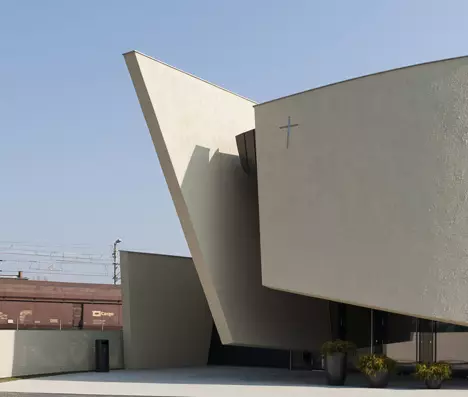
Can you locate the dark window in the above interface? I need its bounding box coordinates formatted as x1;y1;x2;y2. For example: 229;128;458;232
437;321;468;332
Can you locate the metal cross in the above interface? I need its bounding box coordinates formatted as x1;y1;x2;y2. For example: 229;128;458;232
279;116;299;148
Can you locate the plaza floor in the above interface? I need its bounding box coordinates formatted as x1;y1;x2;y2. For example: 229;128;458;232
0;366;468;396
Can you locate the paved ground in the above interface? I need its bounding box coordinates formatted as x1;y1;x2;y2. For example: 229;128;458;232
0;366;467;396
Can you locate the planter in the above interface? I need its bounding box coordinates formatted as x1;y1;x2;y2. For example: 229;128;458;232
425;379;443;389
366;370;390;388
325;352;347;386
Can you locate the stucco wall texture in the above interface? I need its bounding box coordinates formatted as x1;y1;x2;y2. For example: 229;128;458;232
255;56;468;326
124;51;330;351
120;251;212;369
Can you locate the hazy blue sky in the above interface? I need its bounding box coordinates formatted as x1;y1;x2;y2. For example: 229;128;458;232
1;1;468;278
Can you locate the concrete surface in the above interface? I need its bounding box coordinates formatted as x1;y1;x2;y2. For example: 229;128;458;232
120;251;212;369
0;330;123;378
0;366;468;396
255;56;468;326
124;50;330;351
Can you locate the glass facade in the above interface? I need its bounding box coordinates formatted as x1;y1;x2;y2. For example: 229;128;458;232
331;302;468;365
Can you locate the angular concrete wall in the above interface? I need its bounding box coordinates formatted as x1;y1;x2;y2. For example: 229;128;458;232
255;56;468;326
124;51;330;351
121;251;212;369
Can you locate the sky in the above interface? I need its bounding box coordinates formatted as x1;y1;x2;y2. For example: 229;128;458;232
1;0;468;281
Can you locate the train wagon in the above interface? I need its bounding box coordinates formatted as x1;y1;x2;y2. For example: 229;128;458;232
0;279;122;330
82;303;122;330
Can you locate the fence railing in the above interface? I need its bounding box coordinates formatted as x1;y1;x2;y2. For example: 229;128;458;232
0;319;121;331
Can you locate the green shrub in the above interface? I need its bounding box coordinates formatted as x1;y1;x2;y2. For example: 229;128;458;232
321;340;356;355
416;362;451;381
358;354;396;376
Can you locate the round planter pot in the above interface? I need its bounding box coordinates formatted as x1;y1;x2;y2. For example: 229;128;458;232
325;353;347;386
425;379;443;389
366;370;390;388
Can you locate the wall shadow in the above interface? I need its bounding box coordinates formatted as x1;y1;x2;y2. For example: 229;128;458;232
179;144;331;352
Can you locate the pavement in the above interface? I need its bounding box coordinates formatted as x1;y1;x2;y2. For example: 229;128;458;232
0;366;468;396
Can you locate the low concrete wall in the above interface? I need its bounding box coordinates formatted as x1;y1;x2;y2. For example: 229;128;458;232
357;332;468;364
0;330;123;378
384;333;418;363
437;333;468;363
384;332;468;363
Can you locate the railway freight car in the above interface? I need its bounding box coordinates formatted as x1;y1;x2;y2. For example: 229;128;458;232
0;279;122;330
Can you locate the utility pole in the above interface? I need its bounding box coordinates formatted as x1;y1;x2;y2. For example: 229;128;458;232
112;238;122;285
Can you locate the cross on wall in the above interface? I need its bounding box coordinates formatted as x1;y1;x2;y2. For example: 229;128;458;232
279;116;299;148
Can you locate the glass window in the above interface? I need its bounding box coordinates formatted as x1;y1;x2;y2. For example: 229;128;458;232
436;321;468;332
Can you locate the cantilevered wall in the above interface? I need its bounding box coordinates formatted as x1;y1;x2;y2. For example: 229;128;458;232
255;56;468;326
124;51;330;351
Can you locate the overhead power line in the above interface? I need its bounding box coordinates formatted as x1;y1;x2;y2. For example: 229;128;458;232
0;239;117;282
0;251;110;264
0;240;112;250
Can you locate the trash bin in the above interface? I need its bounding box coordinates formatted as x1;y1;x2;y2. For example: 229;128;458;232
95;339;109;372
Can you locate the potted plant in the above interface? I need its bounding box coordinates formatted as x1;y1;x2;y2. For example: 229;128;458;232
321;340;356;386
358;354;396;388
415;362;451;389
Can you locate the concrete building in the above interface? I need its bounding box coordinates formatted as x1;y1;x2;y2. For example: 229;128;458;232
122;51;468;369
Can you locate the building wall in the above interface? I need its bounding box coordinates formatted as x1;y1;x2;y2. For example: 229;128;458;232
255;56;468;326
0;330;123;378
124;51;331;351
120;251;212;369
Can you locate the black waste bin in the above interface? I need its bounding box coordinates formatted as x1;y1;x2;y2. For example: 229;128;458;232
95;339;110;372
